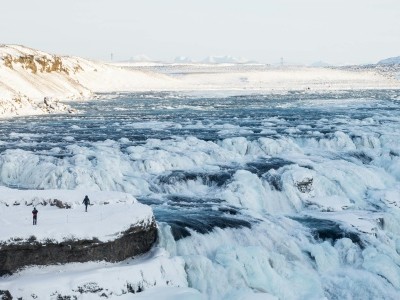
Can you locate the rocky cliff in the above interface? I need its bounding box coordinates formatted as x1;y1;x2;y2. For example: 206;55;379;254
0;218;157;276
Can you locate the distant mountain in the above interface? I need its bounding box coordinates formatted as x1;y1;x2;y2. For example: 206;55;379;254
128;54;153;62
201;55;256;64
377;56;400;65
174;56;195;63
310;61;331;67
173;55;257;64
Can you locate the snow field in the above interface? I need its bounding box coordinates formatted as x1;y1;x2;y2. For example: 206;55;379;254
0;188;153;243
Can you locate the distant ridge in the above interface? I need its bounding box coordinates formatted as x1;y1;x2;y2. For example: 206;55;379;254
174;56;195;63
377;56;400;65
173;55;257;64
310;61;331;67
127;54;153;62
202;55;256;64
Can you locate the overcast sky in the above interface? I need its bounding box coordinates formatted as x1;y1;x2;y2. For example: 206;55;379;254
1;0;399;64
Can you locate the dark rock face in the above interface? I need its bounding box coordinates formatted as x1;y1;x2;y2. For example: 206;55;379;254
50;199;71;209
295;177;313;193
0;219;157;276
0;290;12;300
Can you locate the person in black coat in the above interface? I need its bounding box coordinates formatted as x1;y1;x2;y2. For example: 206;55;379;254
32;207;38;225
82;195;90;212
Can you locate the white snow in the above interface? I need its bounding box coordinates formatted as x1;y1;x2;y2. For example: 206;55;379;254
201;55;254;64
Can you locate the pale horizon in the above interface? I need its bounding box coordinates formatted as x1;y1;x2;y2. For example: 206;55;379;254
1;0;399;65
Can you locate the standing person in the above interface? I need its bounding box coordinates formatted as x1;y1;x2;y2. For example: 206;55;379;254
32;207;38;225
82;195;90;212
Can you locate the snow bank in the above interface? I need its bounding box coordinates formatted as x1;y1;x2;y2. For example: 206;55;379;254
0;248;193;300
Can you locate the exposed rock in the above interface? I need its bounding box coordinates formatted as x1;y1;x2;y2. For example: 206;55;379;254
3;55;13;69
74;282;103;294
295;177;313;193
4;53;71;75
38;97;77;114
53;295;77;300
0;219;157;276
50;199;71;209
0;290;12;300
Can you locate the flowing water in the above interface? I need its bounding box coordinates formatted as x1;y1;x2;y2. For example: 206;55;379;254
1;90;400;299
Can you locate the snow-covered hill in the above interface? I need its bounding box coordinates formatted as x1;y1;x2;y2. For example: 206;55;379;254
0;45;176;118
201;55;254;64
309;60;332;67
174;56;195;63
377;56;400;65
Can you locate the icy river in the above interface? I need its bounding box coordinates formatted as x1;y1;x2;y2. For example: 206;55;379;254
1;90;400;299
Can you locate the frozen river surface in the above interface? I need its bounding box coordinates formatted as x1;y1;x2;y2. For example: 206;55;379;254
1;90;400;299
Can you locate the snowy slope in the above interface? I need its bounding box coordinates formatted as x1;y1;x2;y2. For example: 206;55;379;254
377;56;400;65
201;55;254;64
0;45;177;118
0;45;90;100
0;247;200;300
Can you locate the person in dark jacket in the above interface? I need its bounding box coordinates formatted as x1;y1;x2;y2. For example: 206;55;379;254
32;207;38;225
82;195;90;212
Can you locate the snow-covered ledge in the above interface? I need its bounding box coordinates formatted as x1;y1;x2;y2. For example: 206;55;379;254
0;187;157;275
